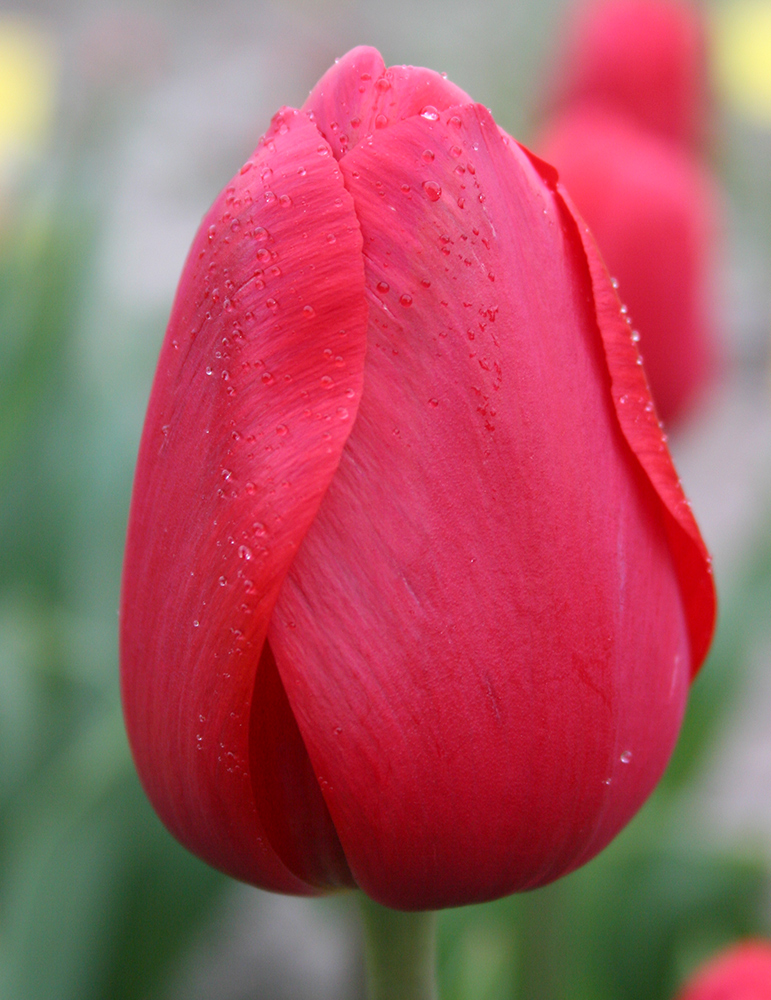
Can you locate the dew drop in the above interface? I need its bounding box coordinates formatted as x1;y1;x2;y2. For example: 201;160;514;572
421;149;435;163
208;225;216;241
303;305;316;319
320;375;333;387
276;424;288;436
375;113;388;129
261;372;274;385
279;194;292;208
423;180;442;202
376;280;390;294
620;750;632;764
375;76;391;92
428;398;439;407
420;105;440;121
218;576;228;587
611;277;619;289
239;545;252;560
253;226;269;243
399;293;413;307
266;298;278;312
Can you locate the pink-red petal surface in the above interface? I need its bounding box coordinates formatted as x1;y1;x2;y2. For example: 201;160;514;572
268;103;698;910
120;108;367;890
675;941;771;1000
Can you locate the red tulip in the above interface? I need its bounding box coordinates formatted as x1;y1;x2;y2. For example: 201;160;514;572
674;941;771;1000
537;104;718;426
120;46;715;911
550;0;709;150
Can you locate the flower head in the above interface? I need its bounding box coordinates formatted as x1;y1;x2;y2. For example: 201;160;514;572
120;47;715;911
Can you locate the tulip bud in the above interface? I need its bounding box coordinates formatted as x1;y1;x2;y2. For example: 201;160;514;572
549;0;709;150
674;941;771;1000
120;46;716;911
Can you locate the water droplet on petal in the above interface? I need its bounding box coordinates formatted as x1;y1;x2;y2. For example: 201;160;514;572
375;113;388;129
376;280;390;294
423;180;442;202
420;105;440;121
620;750;632;764
399;293;413;307
421;149;435;163
303;305;316;319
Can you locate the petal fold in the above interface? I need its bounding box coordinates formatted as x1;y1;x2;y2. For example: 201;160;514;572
120;108;367;890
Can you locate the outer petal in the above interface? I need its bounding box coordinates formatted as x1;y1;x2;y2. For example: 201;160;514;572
675;941;771;1000
120;108;368;890
302;45;472;160
536;106;717;427
268;103;699;909
518;136;716;671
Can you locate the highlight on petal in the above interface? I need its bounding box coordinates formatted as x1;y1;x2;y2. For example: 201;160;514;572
268;102;697;909
120;107;368;890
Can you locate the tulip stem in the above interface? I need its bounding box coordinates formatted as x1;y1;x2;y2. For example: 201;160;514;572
358;893;438;1000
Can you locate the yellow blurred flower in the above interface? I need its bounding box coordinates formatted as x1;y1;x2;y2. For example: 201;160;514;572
712;0;771;124
0;18;56;181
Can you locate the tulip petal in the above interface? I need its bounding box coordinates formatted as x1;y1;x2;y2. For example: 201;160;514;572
269;104;696;908
303;45;472;160
120;108;367;890
523;147;716;673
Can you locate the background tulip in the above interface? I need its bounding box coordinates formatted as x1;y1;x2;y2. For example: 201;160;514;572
537;0;719;427
120;45;715;913
548;0;710;151
537;104;718;426
674;941;771;999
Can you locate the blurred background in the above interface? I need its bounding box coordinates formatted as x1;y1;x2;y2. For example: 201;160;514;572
1;0;771;997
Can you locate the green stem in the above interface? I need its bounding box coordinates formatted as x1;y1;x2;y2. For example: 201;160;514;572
358;893;438;1000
